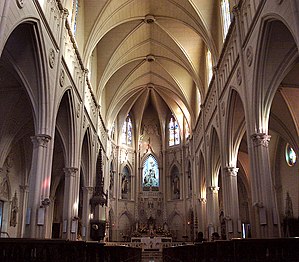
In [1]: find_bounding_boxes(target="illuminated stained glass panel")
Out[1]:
[207,50,213,85]
[121,120,127,144]
[221,0,231,39]
[286,144,297,166]
[142,155,159,189]
[121,115,133,145]
[169,117,175,146]
[127,117,132,145]
[169,115,180,146]
[72,0,79,35]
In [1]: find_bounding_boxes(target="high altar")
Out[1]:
[132,188,171,233]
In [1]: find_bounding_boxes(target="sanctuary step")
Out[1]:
[141,250,162,262]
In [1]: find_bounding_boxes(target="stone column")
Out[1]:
[82,186,93,240]
[223,166,241,239]
[18,185,29,237]
[25,134,51,238]
[198,197,207,235]
[206,186,220,237]
[250,133,280,237]
[62,167,79,240]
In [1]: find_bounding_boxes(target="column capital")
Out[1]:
[198,197,207,203]
[212,65,219,74]
[224,166,239,177]
[63,167,79,177]
[62,8,69,18]
[19,185,29,192]
[209,186,220,193]
[232,4,241,17]
[31,134,52,148]
[251,133,271,147]
[83,186,94,193]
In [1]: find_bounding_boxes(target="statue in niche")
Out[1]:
[10,191,18,227]
[147,216,155,236]
[172,175,180,199]
[121,175,129,195]
[109,169,114,195]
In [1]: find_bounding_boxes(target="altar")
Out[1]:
[131,236,172,251]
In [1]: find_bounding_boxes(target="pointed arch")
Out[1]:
[208,127,221,186]
[253,17,298,133]
[225,88,247,166]
[0,20,50,135]
[198,150,206,199]
[55,89,78,166]
[80,127,93,187]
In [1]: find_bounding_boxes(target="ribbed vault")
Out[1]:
[83,0,221,133]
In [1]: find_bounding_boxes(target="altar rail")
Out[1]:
[0,239,141,262]
[163,238,299,262]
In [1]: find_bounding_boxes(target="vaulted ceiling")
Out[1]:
[82,0,223,134]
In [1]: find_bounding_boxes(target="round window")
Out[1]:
[285,144,297,167]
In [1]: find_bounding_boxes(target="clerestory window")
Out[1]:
[169,115,180,146]
[221,0,231,39]
[122,115,132,145]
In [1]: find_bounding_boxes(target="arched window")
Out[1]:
[206,49,213,85]
[221,0,231,39]
[121,166,131,199]
[169,115,180,146]
[285,144,297,166]
[71,0,79,35]
[171,166,180,200]
[122,115,132,145]
[142,155,159,190]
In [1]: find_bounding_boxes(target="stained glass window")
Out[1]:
[71,0,79,35]
[169,115,180,146]
[142,155,159,190]
[286,144,297,166]
[127,117,132,145]
[121,115,132,145]
[221,0,231,39]
[207,50,213,85]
